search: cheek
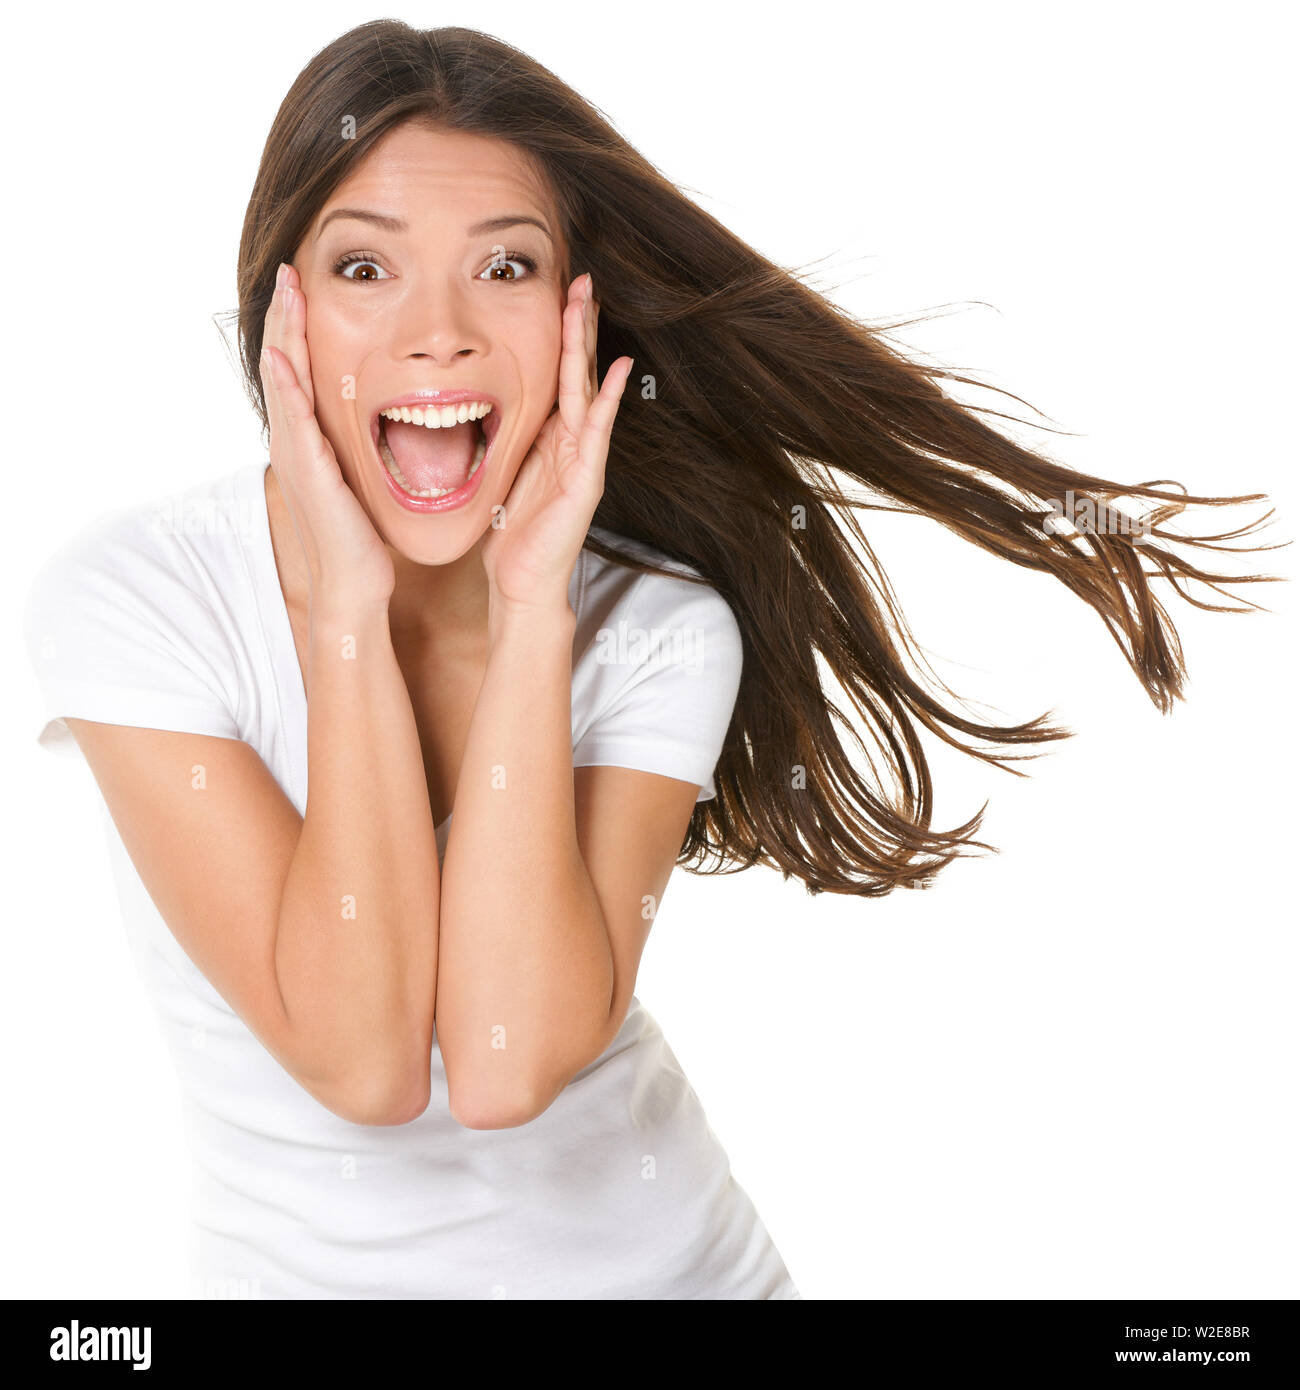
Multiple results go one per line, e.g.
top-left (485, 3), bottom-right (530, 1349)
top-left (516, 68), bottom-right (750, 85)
top-left (302, 306), bottom-right (354, 395)
top-left (504, 290), bottom-right (564, 355)
top-left (511, 315), bottom-right (564, 393)
top-left (293, 336), bottom-right (366, 492)
top-left (302, 311), bottom-right (370, 440)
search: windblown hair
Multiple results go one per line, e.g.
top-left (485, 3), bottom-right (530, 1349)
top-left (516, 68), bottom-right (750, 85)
top-left (232, 20), bottom-right (1281, 896)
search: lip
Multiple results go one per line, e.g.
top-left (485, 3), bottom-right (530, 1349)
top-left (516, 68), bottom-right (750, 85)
top-left (368, 388), bottom-right (503, 516)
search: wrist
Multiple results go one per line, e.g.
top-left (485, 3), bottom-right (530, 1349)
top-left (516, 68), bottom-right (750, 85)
top-left (308, 590), bottom-right (392, 634)
top-left (487, 588), bottom-right (576, 646)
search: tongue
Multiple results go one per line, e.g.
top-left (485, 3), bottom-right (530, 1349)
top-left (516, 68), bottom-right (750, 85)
top-left (384, 418), bottom-right (478, 492)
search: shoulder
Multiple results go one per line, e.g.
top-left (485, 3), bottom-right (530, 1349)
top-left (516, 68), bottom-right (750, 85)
top-left (24, 497), bottom-right (170, 647)
top-left (24, 465), bottom-right (259, 630)
top-left (23, 467), bottom-right (261, 754)
top-left (576, 525), bottom-right (743, 681)
top-left (569, 528), bottom-right (743, 799)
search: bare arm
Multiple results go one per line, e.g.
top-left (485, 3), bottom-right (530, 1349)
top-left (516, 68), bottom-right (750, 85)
top-left (273, 596), bottom-right (439, 1119)
top-left (433, 270), bottom-right (677, 1128)
top-left (434, 599), bottom-right (699, 1129)
top-left (434, 602), bottom-right (603, 1127)
top-left (256, 260), bottom-right (441, 1121)
top-left (65, 598), bottom-right (439, 1126)
top-left (60, 261), bottom-right (442, 1126)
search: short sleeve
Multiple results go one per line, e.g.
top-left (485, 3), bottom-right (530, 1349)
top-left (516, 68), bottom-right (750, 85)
top-left (572, 571), bottom-right (743, 801)
top-left (22, 516), bottom-right (242, 759)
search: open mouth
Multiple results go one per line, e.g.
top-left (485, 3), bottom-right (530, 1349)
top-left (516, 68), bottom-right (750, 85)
top-left (371, 399), bottom-right (501, 510)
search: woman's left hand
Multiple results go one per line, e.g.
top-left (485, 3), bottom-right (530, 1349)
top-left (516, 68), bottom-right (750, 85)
top-left (480, 272), bottom-right (633, 619)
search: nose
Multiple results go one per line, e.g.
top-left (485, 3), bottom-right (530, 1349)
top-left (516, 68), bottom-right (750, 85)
top-left (388, 274), bottom-right (490, 366)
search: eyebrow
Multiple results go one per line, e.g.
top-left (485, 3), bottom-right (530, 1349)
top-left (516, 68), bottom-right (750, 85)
top-left (313, 208), bottom-right (554, 242)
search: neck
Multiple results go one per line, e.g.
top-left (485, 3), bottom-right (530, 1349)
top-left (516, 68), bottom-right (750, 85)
top-left (263, 464), bottom-right (490, 647)
top-left (387, 541), bottom-right (490, 644)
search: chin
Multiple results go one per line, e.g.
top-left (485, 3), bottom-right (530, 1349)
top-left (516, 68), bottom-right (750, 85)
top-left (347, 457), bottom-right (522, 571)
top-left (381, 521), bottom-right (487, 568)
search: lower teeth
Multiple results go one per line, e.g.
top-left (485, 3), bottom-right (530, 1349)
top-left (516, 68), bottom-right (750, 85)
top-left (378, 434), bottom-right (487, 499)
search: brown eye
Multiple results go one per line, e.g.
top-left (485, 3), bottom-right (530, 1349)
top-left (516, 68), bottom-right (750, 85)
top-left (477, 253), bottom-right (538, 283)
top-left (333, 255), bottom-right (391, 282)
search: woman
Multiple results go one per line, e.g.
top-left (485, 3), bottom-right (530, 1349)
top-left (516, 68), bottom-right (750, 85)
top-left (23, 21), bottom-right (1276, 1300)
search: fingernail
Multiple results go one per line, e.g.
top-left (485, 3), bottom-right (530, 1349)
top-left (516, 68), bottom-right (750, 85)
top-left (276, 263), bottom-right (289, 289)
top-left (260, 346), bottom-right (271, 373)
top-left (584, 273), bottom-right (593, 301)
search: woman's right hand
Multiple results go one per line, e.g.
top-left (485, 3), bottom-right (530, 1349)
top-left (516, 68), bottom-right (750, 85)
top-left (259, 262), bottom-right (395, 613)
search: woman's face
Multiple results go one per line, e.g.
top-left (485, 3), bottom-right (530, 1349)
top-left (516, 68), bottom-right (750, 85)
top-left (290, 121), bottom-right (568, 566)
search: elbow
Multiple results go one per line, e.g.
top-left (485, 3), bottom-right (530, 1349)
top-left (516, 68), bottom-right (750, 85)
top-left (448, 1076), bottom-right (552, 1131)
top-left (444, 1021), bottom-right (613, 1130)
top-left (325, 1062), bottom-right (432, 1128)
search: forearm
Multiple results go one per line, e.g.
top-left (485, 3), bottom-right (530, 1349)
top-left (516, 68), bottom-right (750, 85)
top-left (436, 599), bottom-right (612, 1126)
top-left (274, 599), bottom-right (439, 1119)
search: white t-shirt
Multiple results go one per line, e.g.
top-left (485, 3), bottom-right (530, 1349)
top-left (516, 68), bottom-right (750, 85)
top-left (22, 461), bottom-right (799, 1301)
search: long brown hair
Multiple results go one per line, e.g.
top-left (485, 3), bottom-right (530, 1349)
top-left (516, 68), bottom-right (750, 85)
top-left (230, 20), bottom-right (1283, 896)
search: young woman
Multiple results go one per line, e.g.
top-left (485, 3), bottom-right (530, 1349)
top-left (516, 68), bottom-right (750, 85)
top-left (23, 21), bottom-right (1276, 1300)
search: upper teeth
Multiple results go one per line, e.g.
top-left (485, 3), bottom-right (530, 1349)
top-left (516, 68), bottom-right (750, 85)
top-left (380, 401), bottom-right (493, 428)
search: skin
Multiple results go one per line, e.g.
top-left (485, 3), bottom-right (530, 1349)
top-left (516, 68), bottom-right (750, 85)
top-left (264, 120), bottom-right (594, 824)
top-left (67, 120), bottom-right (706, 1129)
top-left (269, 119), bottom-right (582, 630)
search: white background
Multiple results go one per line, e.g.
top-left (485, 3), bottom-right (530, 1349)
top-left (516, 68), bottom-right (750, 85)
top-left (3, 0), bottom-right (1296, 1300)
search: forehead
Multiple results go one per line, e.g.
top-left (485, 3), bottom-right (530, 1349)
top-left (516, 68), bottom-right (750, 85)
top-left (319, 122), bottom-right (557, 229)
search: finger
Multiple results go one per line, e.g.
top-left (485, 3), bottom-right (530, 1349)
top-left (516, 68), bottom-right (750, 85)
top-left (576, 355), bottom-right (633, 490)
top-left (258, 334), bottom-right (287, 442)
top-left (259, 345), bottom-right (298, 485)
top-left (259, 343), bottom-right (301, 512)
top-left (261, 265), bottom-right (311, 415)
top-left (261, 344), bottom-right (334, 484)
top-left (278, 263), bottom-right (316, 413)
top-left (261, 264), bottom-right (288, 365)
top-left (556, 275), bottom-right (594, 437)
